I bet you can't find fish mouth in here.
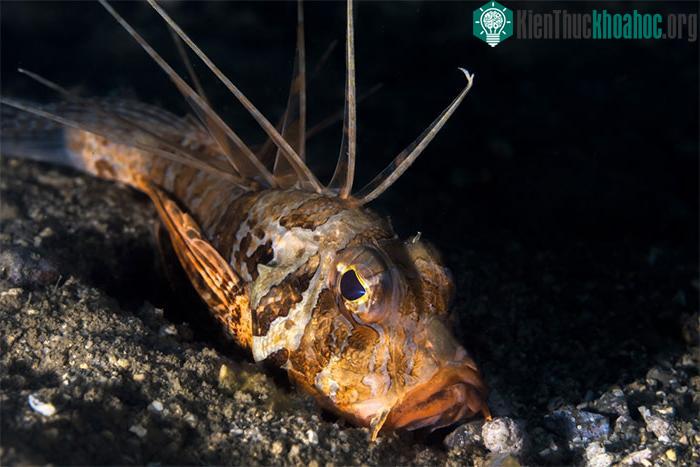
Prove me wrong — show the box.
[384,364,490,431]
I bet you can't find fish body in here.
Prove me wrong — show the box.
[1,0,489,438]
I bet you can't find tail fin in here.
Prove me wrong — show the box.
[1,102,76,168]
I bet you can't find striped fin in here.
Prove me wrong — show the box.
[141,180,251,348]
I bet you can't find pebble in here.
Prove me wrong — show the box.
[129,424,147,438]
[304,429,318,445]
[271,440,284,456]
[1,287,23,297]
[486,453,521,467]
[159,324,178,337]
[638,406,673,443]
[544,407,610,448]
[116,358,130,369]
[28,394,57,417]
[620,448,652,465]
[665,448,677,461]
[591,388,628,416]
[481,417,527,456]
[584,442,613,467]
[148,400,164,413]
[613,414,641,443]
[444,420,484,450]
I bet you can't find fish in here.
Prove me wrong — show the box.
[0,0,490,440]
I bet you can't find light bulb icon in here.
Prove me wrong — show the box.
[480,8,506,47]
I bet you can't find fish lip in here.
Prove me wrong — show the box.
[384,364,489,432]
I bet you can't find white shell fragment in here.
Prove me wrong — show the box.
[28,393,57,417]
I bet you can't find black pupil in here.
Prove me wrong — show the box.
[340,269,366,301]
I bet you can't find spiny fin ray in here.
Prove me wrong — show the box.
[272,0,307,187]
[98,0,277,187]
[354,69,475,205]
[145,0,323,193]
[327,0,357,199]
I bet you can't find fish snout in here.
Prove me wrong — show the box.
[385,363,490,431]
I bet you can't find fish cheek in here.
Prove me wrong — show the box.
[288,290,350,395]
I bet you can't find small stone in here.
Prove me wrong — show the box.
[287,444,300,462]
[148,400,164,412]
[591,388,628,416]
[482,417,527,456]
[129,424,147,438]
[486,452,521,467]
[584,442,613,467]
[116,358,130,369]
[218,364,236,389]
[638,406,673,443]
[544,407,610,448]
[665,448,677,462]
[612,414,641,443]
[132,373,145,382]
[271,440,284,456]
[1,288,23,297]
[304,429,318,445]
[620,448,652,465]
[39,227,54,238]
[444,420,484,450]
[28,394,56,417]
[159,324,178,337]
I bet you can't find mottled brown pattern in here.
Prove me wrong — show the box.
[279,196,347,230]
[238,233,253,271]
[345,224,394,248]
[245,240,273,281]
[252,262,316,336]
[94,159,116,179]
[209,192,260,256]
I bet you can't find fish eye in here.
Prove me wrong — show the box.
[340,268,366,301]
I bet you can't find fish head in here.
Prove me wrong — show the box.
[287,222,489,436]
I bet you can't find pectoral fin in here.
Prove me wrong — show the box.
[141,180,251,348]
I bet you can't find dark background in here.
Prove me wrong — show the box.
[2,0,698,447]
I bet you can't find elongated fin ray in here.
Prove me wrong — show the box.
[327,0,357,198]
[0,97,247,187]
[98,0,276,187]
[146,0,322,193]
[168,26,209,106]
[354,69,475,205]
[258,37,340,170]
[272,0,307,187]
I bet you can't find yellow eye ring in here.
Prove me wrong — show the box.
[339,266,369,304]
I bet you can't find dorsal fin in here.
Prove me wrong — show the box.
[146,0,323,193]
[353,69,475,205]
[327,0,357,199]
[272,0,307,188]
[98,0,277,187]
